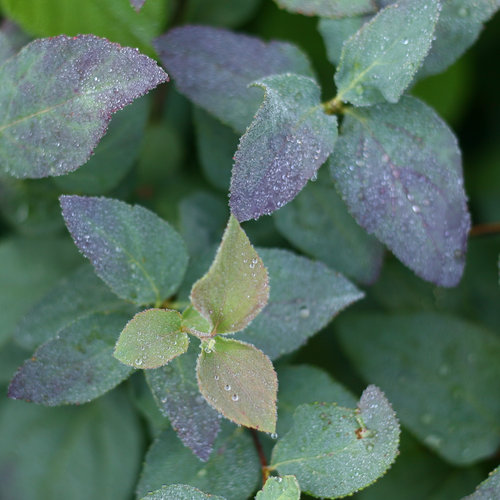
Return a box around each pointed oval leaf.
[464,465,500,500]
[181,305,212,338]
[230,73,338,222]
[8,312,133,405]
[114,309,188,369]
[146,343,220,461]
[141,484,226,500]
[335,0,440,106]
[270,385,400,498]
[191,215,269,334]
[60,195,189,305]
[154,25,314,133]
[197,337,278,433]
[330,96,470,287]
[234,248,363,360]
[0,35,167,178]
[274,0,374,18]
[256,475,300,500]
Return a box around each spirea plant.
[0,0,499,499]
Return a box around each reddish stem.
[250,429,270,485]
[470,222,500,237]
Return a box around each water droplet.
[402,39,409,45]
[270,432,278,440]
[412,205,421,213]
[224,384,231,391]
[299,306,310,319]
[135,358,143,366]
[231,394,239,401]
[214,375,220,381]
[458,7,468,17]
[277,477,282,483]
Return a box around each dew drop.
[270,432,278,440]
[231,394,239,401]
[214,375,220,381]
[412,205,421,213]
[224,384,231,391]
[402,39,409,45]
[135,358,143,367]
[299,306,310,319]
[458,6,468,17]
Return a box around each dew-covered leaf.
[60,195,189,305]
[273,167,384,284]
[234,248,363,360]
[154,25,314,133]
[271,385,400,498]
[15,265,128,350]
[130,0,146,12]
[182,306,212,338]
[8,312,133,405]
[197,337,278,432]
[464,465,500,500]
[330,96,470,287]
[230,73,337,222]
[0,35,167,178]
[114,309,188,369]
[334,0,440,106]
[137,422,260,500]
[274,0,374,18]
[336,312,500,465]
[141,484,226,500]
[191,215,269,334]
[146,343,220,461]
[0,390,142,500]
[256,475,300,500]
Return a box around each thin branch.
[470,222,500,237]
[250,429,270,485]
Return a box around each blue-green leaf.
[141,484,226,500]
[256,475,300,500]
[464,465,500,500]
[274,0,374,18]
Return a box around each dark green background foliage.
[0,0,500,499]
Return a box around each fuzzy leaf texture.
[190,215,269,334]
[230,73,337,221]
[197,337,278,433]
[141,484,226,500]
[334,0,440,106]
[0,35,167,178]
[60,196,188,305]
[270,385,400,498]
[274,0,375,18]
[330,96,470,287]
[154,25,314,133]
[256,475,300,500]
[464,465,500,499]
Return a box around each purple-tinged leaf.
[330,96,470,287]
[146,343,221,461]
[0,35,167,178]
[130,0,146,11]
[230,73,337,222]
[8,312,133,406]
[274,0,375,18]
[60,196,188,305]
[154,25,314,133]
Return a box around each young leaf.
[330,96,470,287]
[274,0,374,18]
[146,343,221,461]
[114,309,188,369]
[8,312,132,405]
[130,0,146,12]
[181,306,212,337]
[230,73,338,222]
[273,167,384,284]
[197,336,278,433]
[464,465,500,500]
[233,248,363,360]
[256,475,300,500]
[270,385,400,498]
[0,35,167,178]
[60,196,189,305]
[334,0,440,106]
[137,422,260,500]
[154,25,314,132]
[190,215,269,334]
[141,484,226,500]
[337,312,500,465]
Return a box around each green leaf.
[334,0,440,106]
[53,95,150,195]
[230,73,338,222]
[0,236,81,347]
[137,422,260,500]
[15,264,128,350]
[181,306,212,337]
[60,196,189,306]
[336,312,500,465]
[256,475,300,500]
[0,341,30,385]
[275,364,357,437]
[146,343,221,461]
[114,309,188,369]
[270,385,400,498]
[330,96,470,287]
[234,248,363,360]
[141,484,226,500]
[191,215,269,334]
[0,0,168,55]
[8,312,133,405]
[274,0,374,18]
[0,35,167,178]
[0,390,143,500]
[185,0,261,28]
[154,25,314,133]
[464,465,500,499]
[197,336,278,432]
[273,167,384,284]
